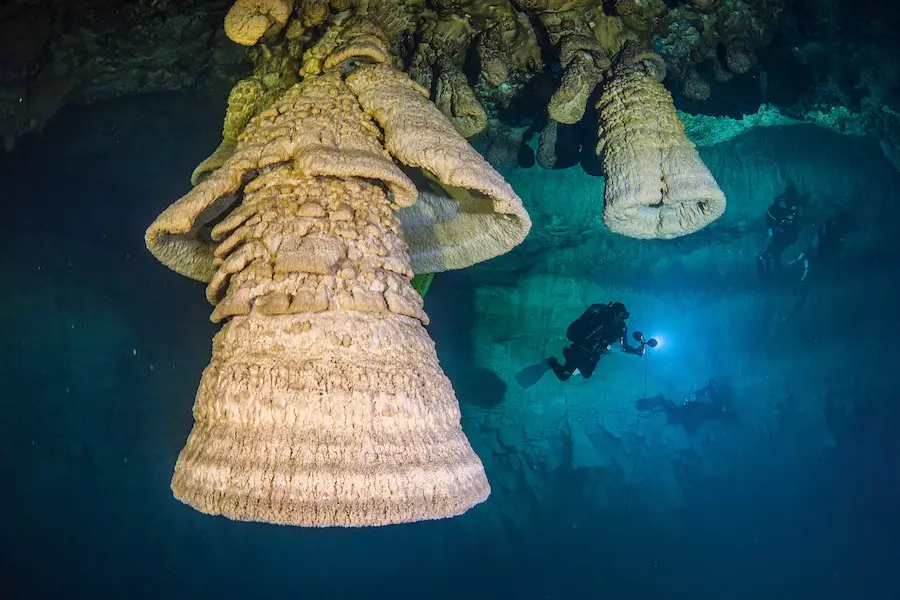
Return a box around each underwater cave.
[1,1,898,598]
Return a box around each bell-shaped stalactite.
[595,45,726,239]
[171,168,490,526]
[146,72,501,526]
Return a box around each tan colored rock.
[145,44,538,525]
[434,61,489,138]
[346,63,531,273]
[474,3,542,87]
[540,9,630,127]
[302,14,398,77]
[224,0,294,46]
[169,170,488,526]
[536,118,558,169]
[476,23,511,87]
[408,12,473,90]
[146,72,417,283]
[548,51,603,125]
[406,12,489,137]
[558,34,608,68]
[147,70,500,526]
[514,0,595,14]
[149,62,531,281]
[297,0,329,28]
[191,77,269,185]
[595,47,725,238]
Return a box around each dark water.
[1,91,899,599]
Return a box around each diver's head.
[781,184,802,208]
[609,301,630,320]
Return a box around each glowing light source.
[651,335,665,349]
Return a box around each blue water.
[1,92,898,599]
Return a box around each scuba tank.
[566,304,611,350]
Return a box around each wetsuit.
[758,198,801,276]
[685,379,729,408]
[549,304,642,381]
[789,214,847,283]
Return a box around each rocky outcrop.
[145,12,532,526]
[0,0,246,151]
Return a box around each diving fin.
[516,361,551,389]
[411,273,435,298]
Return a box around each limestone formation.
[0,0,794,161]
[346,63,530,273]
[595,45,725,238]
[191,77,269,185]
[224,0,294,46]
[170,167,490,527]
[146,34,531,525]
[547,38,607,125]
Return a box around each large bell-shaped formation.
[145,32,530,524]
[595,45,726,239]
[171,166,490,526]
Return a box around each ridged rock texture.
[224,0,294,46]
[145,23,531,524]
[191,76,269,185]
[346,63,531,273]
[547,42,606,125]
[595,46,726,238]
[0,0,811,170]
[173,167,490,527]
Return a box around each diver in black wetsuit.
[636,378,734,433]
[548,302,644,381]
[683,378,731,412]
[787,209,849,284]
[758,185,804,278]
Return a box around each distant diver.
[787,209,849,284]
[758,184,805,278]
[637,378,734,433]
[683,377,732,412]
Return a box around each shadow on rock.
[424,271,508,408]
[456,366,508,408]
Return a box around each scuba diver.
[757,184,805,278]
[683,378,731,412]
[787,209,849,284]
[785,209,851,308]
[637,378,734,433]
[547,301,646,381]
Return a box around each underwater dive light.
[632,331,659,351]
